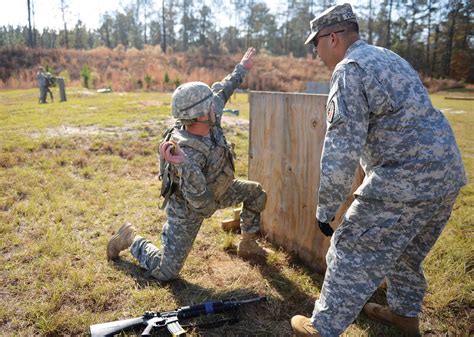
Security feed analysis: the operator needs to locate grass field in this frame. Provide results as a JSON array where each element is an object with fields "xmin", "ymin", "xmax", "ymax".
[{"xmin": 0, "ymin": 88, "xmax": 472, "ymax": 336}]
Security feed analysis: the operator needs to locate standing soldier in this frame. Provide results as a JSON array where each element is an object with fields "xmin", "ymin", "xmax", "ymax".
[
  {"xmin": 107, "ymin": 47, "xmax": 273, "ymax": 282},
  {"xmin": 45, "ymin": 72, "xmax": 55, "ymax": 102},
  {"xmin": 291, "ymin": 3, "xmax": 467, "ymax": 337},
  {"xmin": 36, "ymin": 66, "xmax": 47, "ymax": 104}
]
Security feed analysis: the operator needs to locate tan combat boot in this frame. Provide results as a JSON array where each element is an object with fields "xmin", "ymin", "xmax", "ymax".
[
  {"xmin": 237, "ymin": 232, "xmax": 273, "ymax": 261},
  {"xmin": 107, "ymin": 222, "xmax": 137, "ymax": 261},
  {"xmin": 363, "ymin": 303, "xmax": 421, "ymax": 337},
  {"xmin": 291, "ymin": 315, "xmax": 322, "ymax": 337}
]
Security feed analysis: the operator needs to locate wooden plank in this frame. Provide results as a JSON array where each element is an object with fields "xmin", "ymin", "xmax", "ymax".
[{"xmin": 249, "ymin": 91, "xmax": 364, "ymax": 273}]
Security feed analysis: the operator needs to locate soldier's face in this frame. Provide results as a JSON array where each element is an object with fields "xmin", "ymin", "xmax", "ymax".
[{"xmin": 313, "ymin": 29, "xmax": 343, "ymax": 70}]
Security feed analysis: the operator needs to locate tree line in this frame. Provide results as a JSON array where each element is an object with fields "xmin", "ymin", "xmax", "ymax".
[{"xmin": 2, "ymin": 0, "xmax": 472, "ymax": 82}]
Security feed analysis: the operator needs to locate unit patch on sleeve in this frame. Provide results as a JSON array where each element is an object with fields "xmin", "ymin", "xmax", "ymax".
[{"xmin": 327, "ymin": 100, "xmax": 335, "ymax": 123}]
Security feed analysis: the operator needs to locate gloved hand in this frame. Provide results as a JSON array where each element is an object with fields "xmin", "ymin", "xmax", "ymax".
[
  {"xmin": 159, "ymin": 140, "xmax": 185, "ymax": 165},
  {"xmin": 317, "ymin": 219, "xmax": 334, "ymax": 237}
]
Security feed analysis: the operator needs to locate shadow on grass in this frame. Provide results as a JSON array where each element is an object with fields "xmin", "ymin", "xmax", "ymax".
[
  {"xmin": 253, "ymin": 251, "xmax": 407, "ymax": 337},
  {"xmin": 110, "ymin": 254, "xmax": 405, "ymax": 336},
  {"xmin": 258, "ymin": 256, "xmax": 324, "ymax": 316},
  {"xmin": 112, "ymin": 258, "xmax": 155, "ymax": 288},
  {"xmin": 110, "ymin": 258, "xmax": 272, "ymax": 336}
]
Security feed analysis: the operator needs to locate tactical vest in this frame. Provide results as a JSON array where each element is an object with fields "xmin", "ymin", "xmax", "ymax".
[{"xmin": 159, "ymin": 125, "xmax": 235, "ymax": 206}]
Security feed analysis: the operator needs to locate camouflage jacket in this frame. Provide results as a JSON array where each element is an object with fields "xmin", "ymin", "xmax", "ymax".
[
  {"xmin": 36, "ymin": 71, "xmax": 47, "ymax": 87},
  {"xmin": 166, "ymin": 64, "xmax": 248, "ymax": 218},
  {"xmin": 316, "ymin": 40, "xmax": 467, "ymax": 223}
]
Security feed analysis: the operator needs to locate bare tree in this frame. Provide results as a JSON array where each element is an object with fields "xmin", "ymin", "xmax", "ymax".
[
  {"xmin": 404, "ymin": 0, "xmax": 424, "ymax": 63},
  {"xmin": 59, "ymin": 0, "xmax": 69, "ymax": 48},
  {"xmin": 431, "ymin": 20, "xmax": 440, "ymax": 75},
  {"xmin": 99, "ymin": 13, "xmax": 114, "ymax": 48},
  {"xmin": 367, "ymin": 0, "xmax": 374, "ymax": 45},
  {"xmin": 27, "ymin": 0, "xmax": 33, "ymax": 47},
  {"xmin": 161, "ymin": 0, "xmax": 166, "ymax": 52},
  {"xmin": 356, "ymin": 0, "xmax": 376, "ymax": 45},
  {"xmin": 180, "ymin": 0, "xmax": 193, "ymax": 51},
  {"xmin": 142, "ymin": 0, "xmax": 154, "ymax": 44},
  {"xmin": 198, "ymin": 4, "xmax": 212, "ymax": 45},
  {"xmin": 246, "ymin": 0, "xmax": 254, "ymax": 49},
  {"xmin": 283, "ymin": 0, "xmax": 295, "ymax": 54},
  {"xmin": 386, "ymin": 0, "xmax": 394, "ymax": 47},
  {"xmin": 32, "ymin": 0, "xmax": 37, "ymax": 46},
  {"xmin": 444, "ymin": 0, "xmax": 462, "ymax": 77}
]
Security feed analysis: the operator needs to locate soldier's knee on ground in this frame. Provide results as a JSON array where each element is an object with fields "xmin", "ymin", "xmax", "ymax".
[{"xmin": 151, "ymin": 264, "xmax": 180, "ymax": 282}]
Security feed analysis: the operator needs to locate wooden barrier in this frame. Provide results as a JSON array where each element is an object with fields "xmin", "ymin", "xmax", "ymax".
[{"xmin": 248, "ymin": 91, "xmax": 364, "ymax": 273}]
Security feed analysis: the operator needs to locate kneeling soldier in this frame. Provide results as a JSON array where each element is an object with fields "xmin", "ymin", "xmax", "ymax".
[{"xmin": 107, "ymin": 47, "xmax": 273, "ymax": 282}]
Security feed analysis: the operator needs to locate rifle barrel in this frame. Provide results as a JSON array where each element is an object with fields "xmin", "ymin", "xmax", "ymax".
[{"xmin": 177, "ymin": 296, "xmax": 266, "ymax": 319}]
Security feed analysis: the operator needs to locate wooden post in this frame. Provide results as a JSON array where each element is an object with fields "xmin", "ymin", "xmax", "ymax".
[
  {"xmin": 56, "ymin": 77, "xmax": 67, "ymax": 102},
  {"xmin": 248, "ymin": 91, "xmax": 364, "ymax": 273}
]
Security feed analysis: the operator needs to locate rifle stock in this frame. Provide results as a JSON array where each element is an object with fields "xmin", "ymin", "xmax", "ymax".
[{"xmin": 90, "ymin": 316, "xmax": 146, "ymax": 337}]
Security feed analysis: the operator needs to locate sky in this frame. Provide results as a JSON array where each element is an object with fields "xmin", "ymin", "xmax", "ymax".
[{"xmin": 1, "ymin": 0, "xmax": 357, "ymax": 31}]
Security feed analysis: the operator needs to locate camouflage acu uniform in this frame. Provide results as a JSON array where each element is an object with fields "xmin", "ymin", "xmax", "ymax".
[
  {"xmin": 36, "ymin": 69, "xmax": 47, "ymax": 103},
  {"xmin": 312, "ymin": 40, "xmax": 467, "ymax": 336},
  {"xmin": 131, "ymin": 64, "xmax": 267, "ymax": 282}
]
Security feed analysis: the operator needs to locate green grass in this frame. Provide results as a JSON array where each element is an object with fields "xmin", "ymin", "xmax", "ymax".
[{"xmin": 0, "ymin": 87, "xmax": 472, "ymax": 336}]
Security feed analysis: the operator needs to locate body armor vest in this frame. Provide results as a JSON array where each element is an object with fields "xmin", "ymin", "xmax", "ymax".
[{"xmin": 159, "ymin": 125, "xmax": 235, "ymax": 204}]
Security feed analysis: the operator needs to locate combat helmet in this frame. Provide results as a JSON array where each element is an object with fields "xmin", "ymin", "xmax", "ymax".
[{"xmin": 172, "ymin": 82, "xmax": 213, "ymax": 121}]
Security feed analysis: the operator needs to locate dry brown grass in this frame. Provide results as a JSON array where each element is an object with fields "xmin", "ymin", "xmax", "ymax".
[
  {"xmin": 422, "ymin": 76, "xmax": 465, "ymax": 93},
  {"xmin": 2, "ymin": 47, "xmax": 467, "ymax": 93},
  {"xmin": 0, "ymin": 47, "xmax": 332, "ymax": 92}
]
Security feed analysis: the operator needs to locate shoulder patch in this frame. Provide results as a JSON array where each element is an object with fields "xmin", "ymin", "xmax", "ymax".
[
  {"xmin": 327, "ymin": 100, "xmax": 335, "ymax": 123},
  {"xmin": 326, "ymin": 82, "xmax": 338, "ymax": 124}
]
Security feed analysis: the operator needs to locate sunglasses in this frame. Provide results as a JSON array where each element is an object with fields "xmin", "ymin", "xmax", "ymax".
[{"xmin": 312, "ymin": 29, "xmax": 345, "ymax": 53}]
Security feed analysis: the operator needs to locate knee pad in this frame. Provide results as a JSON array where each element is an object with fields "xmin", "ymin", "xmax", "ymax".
[{"xmin": 246, "ymin": 186, "xmax": 267, "ymax": 213}]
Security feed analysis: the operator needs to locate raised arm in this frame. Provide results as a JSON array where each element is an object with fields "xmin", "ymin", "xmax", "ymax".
[
  {"xmin": 240, "ymin": 47, "xmax": 256, "ymax": 71},
  {"xmin": 211, "ymin": 47, "xmax": 256, "ymax": 105}
]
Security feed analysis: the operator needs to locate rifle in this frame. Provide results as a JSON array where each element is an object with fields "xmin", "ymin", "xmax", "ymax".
[{"xmin": 90, "ymin": 296, "xmax": 266, "ymax": 337}]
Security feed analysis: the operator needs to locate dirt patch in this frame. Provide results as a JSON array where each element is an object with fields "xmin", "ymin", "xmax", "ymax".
[
  {"xmin": 76, "ymin": 90, "xmax": 98, "ymax": 97},
  {"xmin": 140, "ymin": 100, "xmax": 167, "ymax": 107},
  {"xmin": 30, "ymin": 117, "xmax": 249, "ymax": 138},
  {"xmin": 222, "ymin": 115, "xmax": 249, "ymax": 131},
  {"xmin": 31, "ymin": 125, "xmax": 139, "ymax": 138}
]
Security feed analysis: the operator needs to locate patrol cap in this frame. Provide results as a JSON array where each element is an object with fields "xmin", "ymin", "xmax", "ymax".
[
  {"xmin": 304, "ymin": 3, "xmax": 357, "ymax": 45},
  {"xmin": 171, "ymin": 81, "xmax": 213, "ymax": 120}
]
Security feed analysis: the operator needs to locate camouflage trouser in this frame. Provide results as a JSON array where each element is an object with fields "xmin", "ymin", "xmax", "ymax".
[
  {"xmin": 216, "ymin": 179, "xmax": 267, "ymax": 234},
  {"xmin": 311, "ymin": 192, "xmax": 459, "ymax": 337},
  {"xmin": 130, "ymin": 179, "xmax": 266, "ymax": 282},
  {"xmin": 38, "ymin": 86, "xmax": 47, "ymax": 103}
]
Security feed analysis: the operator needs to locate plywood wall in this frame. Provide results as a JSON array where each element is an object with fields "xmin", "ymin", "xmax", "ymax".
[{"xmin": 248, "ymin": 91, "xmax": 364, "ymax": 273}]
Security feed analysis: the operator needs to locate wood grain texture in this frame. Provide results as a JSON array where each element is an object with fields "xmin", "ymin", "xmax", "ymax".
[{"xmin": 249, "ymin": 91, "xmax": 364, "ymax": 273}]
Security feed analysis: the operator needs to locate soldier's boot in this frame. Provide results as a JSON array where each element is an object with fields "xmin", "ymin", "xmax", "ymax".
[
  {"xmin": 107, "ymin": 222, "xmax": 137, "ymax": 261},
  {"xmin": 291, "ymin": 315, "xmax": 322, "ymax": 337},
  {"xmin": 363, "ymin": 303, "xmax": 420, "ymax": 337},
  {"xmin": 237, "ymin": 232, "xmax": 273, "ymax": 261}
]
